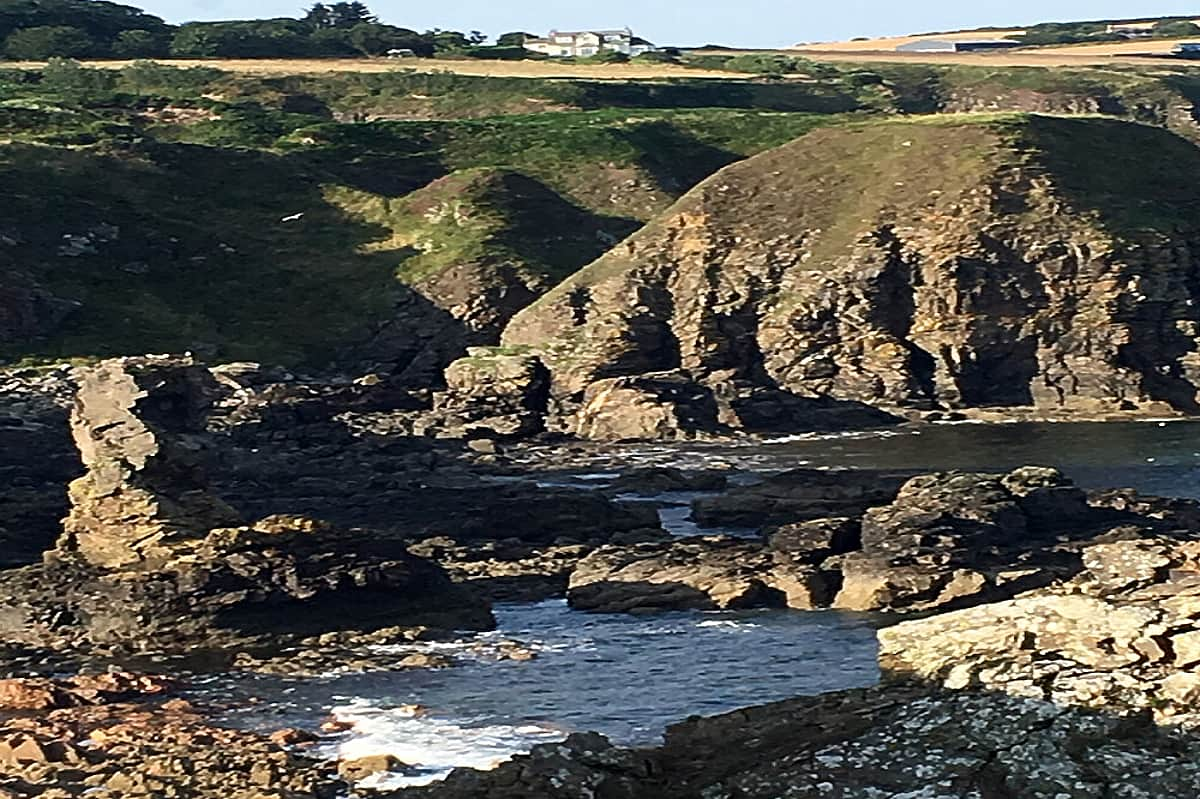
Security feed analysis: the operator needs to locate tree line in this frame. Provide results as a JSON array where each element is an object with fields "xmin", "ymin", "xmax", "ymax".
[{"xmin": 0, "ymin": 0, "xmax": 533, "ymax": 60}]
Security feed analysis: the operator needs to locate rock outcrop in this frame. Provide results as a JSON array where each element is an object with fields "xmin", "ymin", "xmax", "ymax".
[
  {"xmin": 567, "ymin": 537, "xmax": 832, "ymax": 613},
  {"xmin": 0, "ymin": 357, "xmax": 493, "ymax": 654},
  {"xmin": 54, "ymin": 356, "xmax": 243, "ymax": 570},
  {"xmin": 404, "ymin": 683, "xmax": 1200, "ymax": 799},
  {"xmin": 568, "ymin": 466, "xmax": 1200, "ymax": 616},
  {"xmin": 880, "ymin": 536, "xmax": 1200, "ymax": 724},
  {"xmin": 350, "ymin": 169, "xmax": 639, "ymax": 382},
  {"xmin": 501, "ymin": 116, "xmax": 1200, "ymax": 438}
]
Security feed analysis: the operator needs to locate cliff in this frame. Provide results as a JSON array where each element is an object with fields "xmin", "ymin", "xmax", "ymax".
[{"xmin": 501, "ymin": 114, "xmax": 1200, "ymax": 436}]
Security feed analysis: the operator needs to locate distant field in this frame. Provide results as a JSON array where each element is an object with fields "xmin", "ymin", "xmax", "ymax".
[
  {"xmin": 5, "ymin": 57, "xmax": 744, "ymax": 80},
  {"xmin": 797, "ymin": 30, "xmax": 1026, "ymax": 51},
  {"xmin": 792, "ymin": 29, "xmax": 1200, "ymax": 66}
]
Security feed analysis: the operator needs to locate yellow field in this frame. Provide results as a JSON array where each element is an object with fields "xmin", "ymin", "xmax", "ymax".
[
  {"xmin": 6, "ymin": 57, "xmax": 744, "ymax": 80},
  {"xmin": 797, "ymin": 30, "xmax": 1026, "ymax": 51},
  {"xmin": 789, "ymin": 30, "xmax": 1200, "ymax": 67},
  {"xmin": 10, "ymin": 40, "xmax": 1200, "ymax": 79}
]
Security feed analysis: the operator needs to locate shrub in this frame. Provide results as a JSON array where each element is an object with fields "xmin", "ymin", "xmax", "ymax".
[
  {"xmin": 633, "ymin": 50, "xmax": 681, "ymax": 64},
  {"xmin": 37, "ymin": 58, "xmax": 118, "ymax": 103},
  {"xmin": 117, "ymin": 60, "xmax": 223, "ymax": 93},
  {"xmin": 725, "ymin": 53, "xmax": 802, "ymax": 75},
  {"xmin": 581, "ymin": 50, "xmax": 629, "ymax": 64}
]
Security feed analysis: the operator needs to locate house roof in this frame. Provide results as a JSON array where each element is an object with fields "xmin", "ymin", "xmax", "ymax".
[{"xmin": 549, "ymin": 29, "xmax": 632, "ymax": 36}]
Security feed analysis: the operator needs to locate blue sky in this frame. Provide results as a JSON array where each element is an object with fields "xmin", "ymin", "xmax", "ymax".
[{"xmin": 133, "ymin": 1, "xmax": 1200, "ymax": 48}]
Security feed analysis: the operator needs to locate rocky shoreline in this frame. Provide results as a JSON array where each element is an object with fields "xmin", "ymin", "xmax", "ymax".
[{"xmin": 2, "ymin": 357, "xmax": 1200, "ymax": 797}]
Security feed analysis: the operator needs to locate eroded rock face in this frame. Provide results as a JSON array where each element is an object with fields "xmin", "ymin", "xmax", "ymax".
[
  {"xmin": 55, "ymin": 356, "xmax": 242, "ymax": 570},
  {"xmin": 0, "ymin": 367, "xmax": 78, "ymax": 566},
  {"xmin": 502, "ymin": 117, "xmax": 1200, "ymax": 438}
]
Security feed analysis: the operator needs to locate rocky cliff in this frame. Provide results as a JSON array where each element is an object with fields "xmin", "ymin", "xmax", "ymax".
[{"xmin": 497, "ymin": 114, "xmax": 1200, "ymax": 438}]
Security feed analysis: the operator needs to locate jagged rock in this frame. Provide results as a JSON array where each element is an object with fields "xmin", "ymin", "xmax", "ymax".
[
  {"xmin": 567, "ymin": 538, "xmax": 832, "ymax": 613},
  {"xmin": 879, "ymin": 537, "xmax": 1200, "ymax": 724},
  {"xmin": 828, "ymin": 467, "xmax": 1182, "ymax": 612},
  {"xmin": 0, "ymin": 358, "xmax": 494, "ymax": 654},
  {"xmin": 338, "ymin": 753, "xmax": 407, "ymax": 781},
  {"xmin": 53, "ymin": 356, "xmax": 242, "ymax": 570},
  {"xmin": 414, "ymin": 347, "xmax": 550, "ymax": 439},
  {"xmin": 37, "ymin": 514, "xmax": 495, "ymax": 650},
  {"xmin": 690, "ymin": 468, "xmax": 911, "ymax": 529},
  {"xmin": 766, "ymin": 516, "xmax": 860, "ymax": 560},
  {"xmin": 503, "ymin": 117, "xmax": 1200, "ymax": 437},
  {"xmin": 405, "ymin": 684, "xmax": 1200, "ymax": 799}
]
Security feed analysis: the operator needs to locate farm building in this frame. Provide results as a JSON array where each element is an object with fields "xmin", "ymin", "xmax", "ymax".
[
  {"xmin": 896, "ymin": 38, "xmax": 1021, "ymax": 53},
  {"xmin": 524, "ymin": 28, "xmax": 657, "ymax": 58}
]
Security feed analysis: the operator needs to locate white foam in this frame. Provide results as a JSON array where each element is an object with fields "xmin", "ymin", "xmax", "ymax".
[
  {"xmin": 327, "ymin": 700, "xmax": 567, "ymax": 788},
  {"xmin": 760, "ymin": 428, "xmax": 921, "ymax": 445},
  {"xmin": 695, "ymin": 619, "xmax": 763, "ymax": 631}
]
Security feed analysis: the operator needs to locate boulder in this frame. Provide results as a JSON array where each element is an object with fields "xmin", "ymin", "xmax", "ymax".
[
  {"xmin": 690, "ymin": 468, "xmax": 910, "ymax": 529},
  {"xmin": 573, "ymin": 371, "xmax": 724, "ymax": 441},
  {"xmin": 421, "ymin": 348, "xmax": 551, "ymax": 439},
  {"xmin": 567, "ymin": 538, "xmax": 832, "ymax": 613},
  {"xmin": 830, "ymin": 467, "xmax": 1147, "ymax": 612}
]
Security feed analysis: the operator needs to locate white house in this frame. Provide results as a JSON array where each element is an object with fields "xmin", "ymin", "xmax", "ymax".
[{"xmin": 524, "ymin": 28, "xmax": 657, "ymax": 58}]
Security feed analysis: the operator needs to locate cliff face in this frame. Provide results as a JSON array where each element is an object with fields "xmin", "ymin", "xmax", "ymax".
[{"xmin": 502, "ymin": 115, "xmax": 1200, "ymax": 433}]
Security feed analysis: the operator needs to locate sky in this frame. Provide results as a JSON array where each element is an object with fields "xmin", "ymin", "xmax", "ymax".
[{"xmin": 130, "ymin": 0, "xmax": 1200, "ymax": 48}]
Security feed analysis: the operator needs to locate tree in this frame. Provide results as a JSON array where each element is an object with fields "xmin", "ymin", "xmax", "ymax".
[
  {"xmin": 329, "ymin": 2, "xmax": 376, "ymax": 29},
  {"xmin": 170, "ymin": 20, "xmax": 314, "ymax": 58},
  {"xmin": 0, "ymin": 0, "xmax": 170, "ymax": 56},
  {"xmin": 467, "ymin": 30, "xmax": 487, "ymax": 45},
  {"xmin": 496, "ymin": 31, "xmax": 531, "ymax": 47},
  {"xmin": 302, "ymin": 3, "xmax": 333, "ymax": 28},
  {"xmin": 347, "ymin": 22, "xmax": 427, "ymax": 56},
  {"xmin": 4, "ymin": 25, "xmax": 95, "ymax": 59},
  {"xmin": 1154, "ymin": 20, "xmax": 1200, "ymax": 38},
  {"xmin": 424, "ymin": 28, "xmax": 469, "ymax": 53},
  {"xmin": 111, "ymin": 29, "xmax": 165, "ymax": 57}
]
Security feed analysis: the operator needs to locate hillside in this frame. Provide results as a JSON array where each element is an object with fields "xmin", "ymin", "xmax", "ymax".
[
  {"xmin": 0, "ymin": 62, "xmax": 839, "ymax": 369},
  {"xmin": 498, "ymin": 114, "xmax": 1200, "ymax": 436},
  {"xmin": 9, "ymin": 59, "xmax": 1200, "ymax": 375}
]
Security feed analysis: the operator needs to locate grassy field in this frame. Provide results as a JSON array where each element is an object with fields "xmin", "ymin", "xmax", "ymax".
[{"xmin": 5, "ymin": 57, "xmax": 746, "ymax": 80}]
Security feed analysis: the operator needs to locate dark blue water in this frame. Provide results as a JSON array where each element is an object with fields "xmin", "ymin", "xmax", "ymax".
[
  {"xmin": 754, "ymin": 421, "xmax": 1200, "ymax": 498},
  {"xmin": 213, "ymin": 600, "xmax": 880, "ymax": 785},
  {"xmin": 209, "ymin": 421, "xmax": 1200, "ymax": 785}
]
